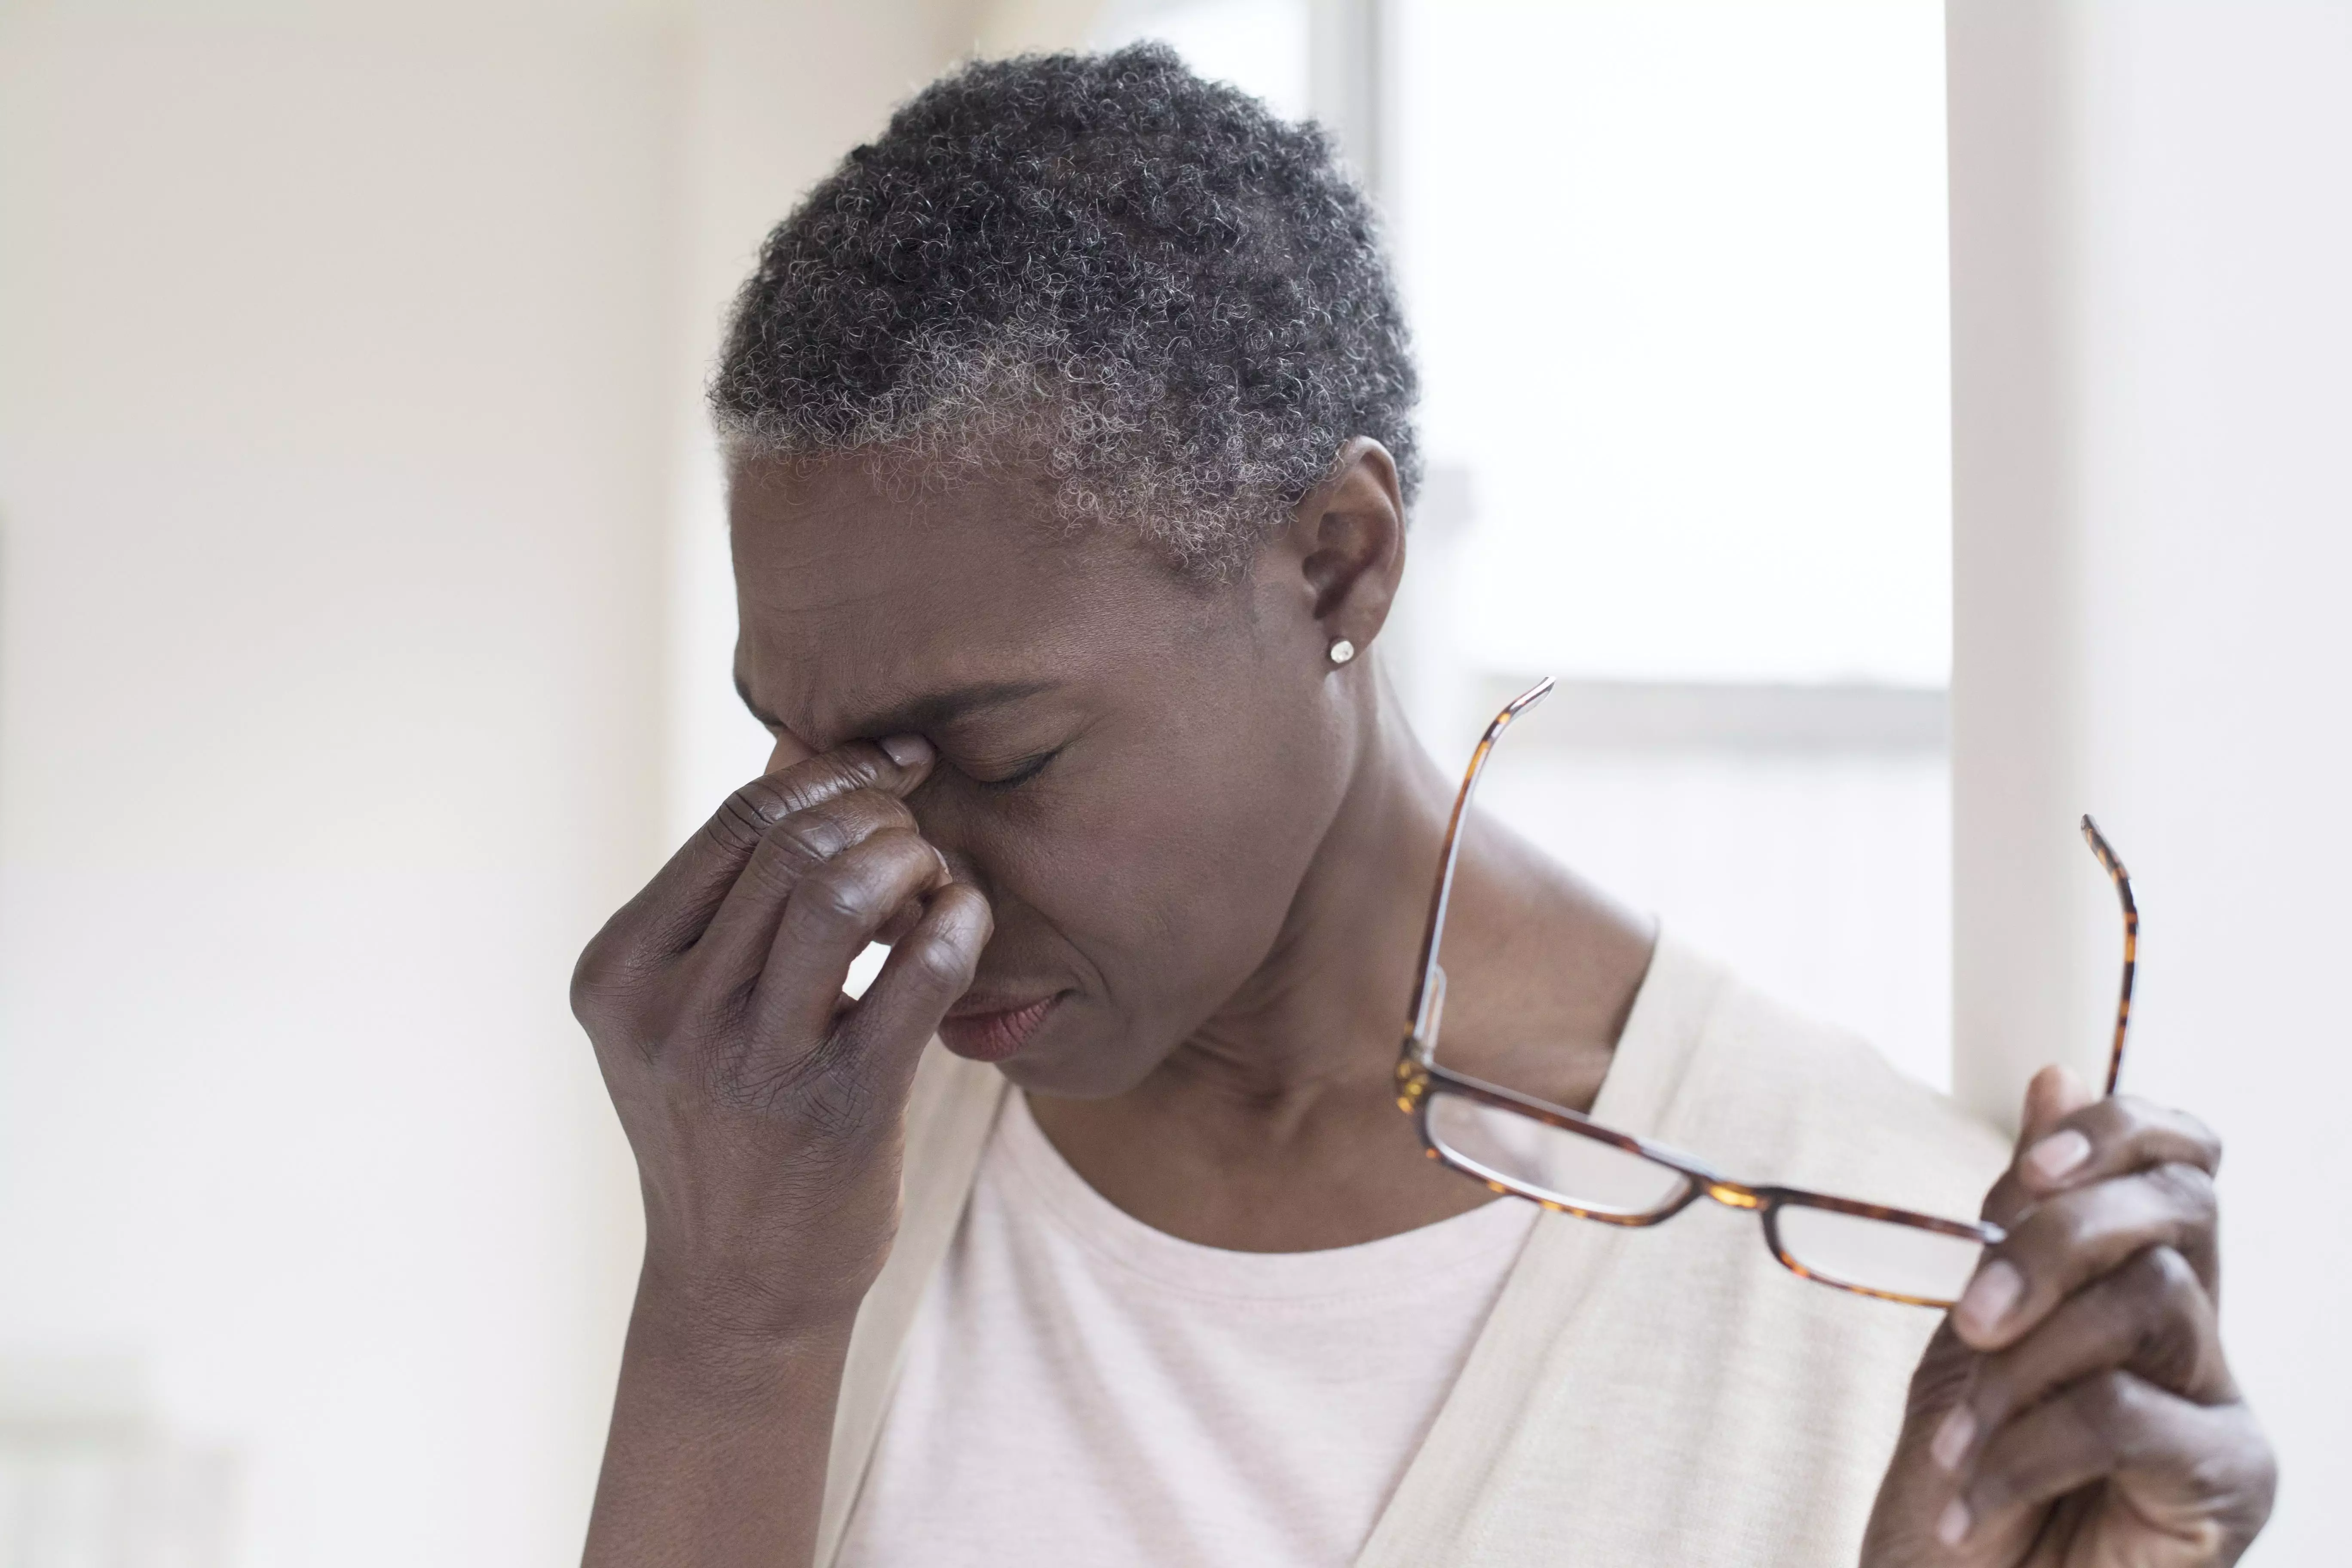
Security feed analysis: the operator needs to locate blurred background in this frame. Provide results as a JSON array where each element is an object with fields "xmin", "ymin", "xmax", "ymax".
[{"xmin": 0, "ymin": 0, "xmax": 2343, "ymax": 1562}]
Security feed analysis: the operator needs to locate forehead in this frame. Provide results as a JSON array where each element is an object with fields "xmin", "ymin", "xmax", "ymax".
[{"xmin": 727, "ymin": 456, "xmax": 1211, "ymax": 744}]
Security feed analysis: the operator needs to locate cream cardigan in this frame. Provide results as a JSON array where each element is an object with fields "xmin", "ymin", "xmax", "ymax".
[{"xmin": 816, "ymin": 935, "xmax": 2010, "ymax": 1566}]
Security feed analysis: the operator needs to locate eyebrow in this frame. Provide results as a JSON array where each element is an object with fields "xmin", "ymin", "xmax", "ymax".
[{"xmin": 733, "ymin": 672, "xmax": 1062, "ymax": 742}]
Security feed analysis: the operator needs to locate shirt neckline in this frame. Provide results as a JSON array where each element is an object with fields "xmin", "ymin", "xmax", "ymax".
[{"xmin": 992, "ymin": 1090, "xmax": 1539, "ymax": 1305}]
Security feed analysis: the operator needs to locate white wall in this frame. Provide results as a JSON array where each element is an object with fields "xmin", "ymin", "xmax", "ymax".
[
  {"xmin": 1948, "ymin": 3, "xmax": 2352, "ymax": 1556},
  {"xmin": 0, "ymin": 3, "xmax": 1098, "ymax": 1561},
  {"xmin": 665, "ymin": 0, "xmax": 975, "ymax": 843},
  {"xmin": 662, "ymin": 0, "xmax": 1096, "ymax": 840},
  {"xmin": 0, "ymin": 6, "xmax": 667, "ymax": 1563}
]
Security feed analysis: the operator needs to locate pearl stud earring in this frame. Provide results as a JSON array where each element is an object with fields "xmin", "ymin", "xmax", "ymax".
[{"xmin": 1328, "ymin": 638, "xmax": 1357, "ymax": 665}]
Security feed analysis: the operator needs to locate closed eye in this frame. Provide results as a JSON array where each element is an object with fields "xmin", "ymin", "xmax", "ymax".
[{"xmin": 973, "ymin": 749, "xmax": 1060, "ymax": 792}]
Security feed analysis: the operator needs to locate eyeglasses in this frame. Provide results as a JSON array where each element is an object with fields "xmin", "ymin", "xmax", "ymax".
[
  {"xmin": 1395, "ymin": 679, "xmax": 2142, "ymax": 1310},
  {"xmin": 2079, "ymin": 813, "xmax": 2137, "ymax": 1096}
]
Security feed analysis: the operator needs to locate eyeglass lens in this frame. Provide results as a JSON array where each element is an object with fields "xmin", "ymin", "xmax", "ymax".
[
  {"xmin": 1425, "ymin": 1089, "xmax": 1988, "ymax": 1303},
  {"xmin": 1425, "ymin": 1091, "xmax": 1690, "ymax": 1219},
  {"xmin": 1772, "ymin": 1203, "xmax": 1988, "ymax": 1304}
]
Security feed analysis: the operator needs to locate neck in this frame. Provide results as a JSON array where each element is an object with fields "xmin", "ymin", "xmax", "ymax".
[
  {"xmin": 1161, "ymin": 674, "xmax": 1460, "ymax": 1108},
  {"xmin": 1027, "ymin": 664, "xmax": 1654, "ymax": 1250}
]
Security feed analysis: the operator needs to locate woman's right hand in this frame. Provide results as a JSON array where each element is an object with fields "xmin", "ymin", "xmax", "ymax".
[{"xmin": 572, "ymin": 735, "xmax": 993, "ymax": 1346}]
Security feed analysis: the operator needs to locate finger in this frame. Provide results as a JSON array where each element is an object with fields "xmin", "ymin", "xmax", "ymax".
[
  {"xmin": 744, "ymin": 830, "xmax": 955, "ymax": 1049},
  {"xmin": 608, "ymin": 737, "xmax": 935, "ymax": 964},
  {"xmin": 1942, "ymin": 1370, "xmax": 2274, "ymax": 1555},
  {"xmin": 1952, "ymin": 1164, "xmax": 2218, "ymax": 1351},
  {"xmin": 2015, "ymin": 1095, "xmax": 2223, "ymax": 1199},
  {"xmin": 1929, "ymin": 1246, "xmax": 2233, "ymax": 1481},
  {"xmin": 2020, "ymin": 1063, "xmax": 2099, "ymax": 1145},
  {"xmin": 814, "ymin": 882, "xmax": 994, "ymax": 1099},
  {"xmin": 1975, "ymin": 1066, "xmax": 2103, "ymax": 1227},
  {"xmin": 686, "ymin": 788, "xmax": 921, "ymax": 989}
]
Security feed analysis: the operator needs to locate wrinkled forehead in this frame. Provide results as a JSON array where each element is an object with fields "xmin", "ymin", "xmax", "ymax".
[{"xmin": 726, "ymin": 455, "xmax": 1211, "ymax": 747}]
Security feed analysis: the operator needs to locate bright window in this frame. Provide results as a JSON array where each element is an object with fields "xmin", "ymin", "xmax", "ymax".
[
  {"xmin": 1395, "ymin": 0, "xmax": 1951, "ymax": 687},
  {"xmin": 1122, "ymin": 0, "xmax": 1957, "ymax": 1084}
]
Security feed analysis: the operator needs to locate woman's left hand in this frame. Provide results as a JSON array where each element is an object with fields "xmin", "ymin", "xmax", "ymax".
[{"xmin": 1862, "ymin": 1066, "xmax": 2275, "ymax": 1565}]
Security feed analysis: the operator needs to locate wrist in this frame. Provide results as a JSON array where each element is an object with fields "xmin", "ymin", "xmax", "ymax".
[{"xmin": 629, "ymin": 1263, "xmax": 864, "ymax": 1365}]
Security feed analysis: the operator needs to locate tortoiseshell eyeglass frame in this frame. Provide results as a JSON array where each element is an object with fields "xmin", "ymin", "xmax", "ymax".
[
  {"xmin": 2079, "ymin": 815, "xmax": 2138, "ymax": 1096},
  {"xmin": 1393, "ymin": 678, "xmax": 2016, "ymax": 1310}
]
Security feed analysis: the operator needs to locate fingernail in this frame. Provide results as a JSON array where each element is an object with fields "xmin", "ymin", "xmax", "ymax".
[
  {"xmin": 1955, "ymin": 1259, "xmax": 2023, "ymax": 1339},
  {"xmin": 879, "ymin": 734, "xmax": 932, "ymax": 767},
  {"xmin": 1936, "ymin": 1498, "xmax": 1971, "ymax": 1547},
  {"xmin": 1930, "ymin": 1405, "xmax": 1975, "ymax": 1472},
  {"xmin": 2025, "ymin": 1127, "xmax": 2092, "ymax": 1183}
]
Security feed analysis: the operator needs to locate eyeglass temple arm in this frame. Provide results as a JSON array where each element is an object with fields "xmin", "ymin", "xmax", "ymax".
[
  {"xmin": 1407, "ymin": 677, "xmax": 1556, "ymax": 1057},
  {"xmin": 2079, "ymin": 815, "xmax": 2138, "ymax": 1097}
]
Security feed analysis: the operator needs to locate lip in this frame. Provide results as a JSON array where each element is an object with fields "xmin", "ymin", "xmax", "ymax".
[{"xmin": 937, "ymin": 992, "xmax": 1063, "ymax": 1063}]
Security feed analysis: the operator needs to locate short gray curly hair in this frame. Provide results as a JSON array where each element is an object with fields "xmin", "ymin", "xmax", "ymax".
[{"xmin": 710, "ymin": 43, "xmax": 1421, "ymax": 579}]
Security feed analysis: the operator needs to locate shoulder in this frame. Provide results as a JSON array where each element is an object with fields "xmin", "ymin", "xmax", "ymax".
[{"xmin": 1643, "ymin": 934, "xmax": 2011, "ymax": 1218}]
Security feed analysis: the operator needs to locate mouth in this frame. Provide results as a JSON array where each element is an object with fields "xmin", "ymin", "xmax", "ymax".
[{"xmin": 937, "ymin": 991, "xmax": 1064, "ymax": 1063}]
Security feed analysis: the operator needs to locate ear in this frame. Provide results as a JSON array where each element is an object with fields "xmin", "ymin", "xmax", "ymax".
[{"xmin": 1280, "ymin": 438, "xmax": 1407, "ymax": 664}]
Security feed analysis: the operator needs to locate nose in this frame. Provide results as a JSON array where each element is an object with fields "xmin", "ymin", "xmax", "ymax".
[
  {"xmin": 900, "ymin": 784, "xmax": 993, "ymax": 900},
  {"xmin": 931, "ymin": 840, "xmax": 988, "ymax": 894}
]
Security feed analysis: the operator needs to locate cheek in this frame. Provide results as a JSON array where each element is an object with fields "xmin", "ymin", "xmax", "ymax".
[{"xmin": 975, "ymin": 722, "xmax": 1344, "ymax": 1023}]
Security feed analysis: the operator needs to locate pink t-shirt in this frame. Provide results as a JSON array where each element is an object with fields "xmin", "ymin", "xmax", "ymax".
[{"xmin": 835, "ymin": 1090, "xmax": 1537, "ymax": 1568}]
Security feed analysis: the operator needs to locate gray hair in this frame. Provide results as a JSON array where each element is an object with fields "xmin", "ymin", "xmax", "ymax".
[{"xmin": 710, "ymin": 43, "xmax": 1421, "ymax": 579}]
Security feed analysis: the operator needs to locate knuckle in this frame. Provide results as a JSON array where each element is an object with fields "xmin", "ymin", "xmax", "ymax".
[
  {"xmin": 2062, "ymin": 1095, "xmax": 2127, "ymax": 1144},
  {"xmin": 769, "ymin": 810, "xmax": 850, "ymax": 869},
  {"xmin": 905, "ymin": 932, "xmax": 976, "ymax": 992},
  {"xmin": 2151, "ymin": 1161, "xmax": 2219, "ymax": 1229},
  {"xmin": 2139, "ymin": 1241, "xmax": 2202, "ymax": 1301},
  {"xmin": 570, "ymin": 940, "xmax": 616, "ymax": 1005},
  {"xmin": 568, "ymin": 967, "xmax": 608, "ymax": 1029},
  {"xmin": 712, "ymin": 779, "xmax": 792, "ymax": 845},
  {"xmin": 842, "ymin": 787, "xmax": 917, "ymax": 831},
  {"xmin": 869, "ymin": 824, "xmax": 940, "ymax": 873},
  {"xmin": 2111, "ymin": 1096, "xmax": 2223, "ymax": 1173},
  {"xmin": 2027, "ymin": 1190, "xmax": 2098, "ymax": 1263},
  {"xmin": 2079, "ymin": 1366, "xmax": 2150, "ymax": 1430},
  {"xmin": 569, "ymin": 930, "xmax": 643, "ymax": 1026},
  {"xmin": 756, "ymin": 793, "xmax": 914, "ymax": 884},
  {"xmin": 2127, "ymin": 1246, "xmax": 2211, "ymax": 1383},
  {"xmin": 569, "ymin": 959, "xmax": 609, "ymax": 1020},
  {"xmin": 735, "ymin": 854, "xmax": 802, "ymax": 910},
  {"xmin": 793, "ymin": 868, "xmax": 874, "ymax": 931},
  {"xmin": 773, "ymin": 748, "xmax": 885, "ymax": 813},
  {"xmin": 2178, "ymin": 1110, "xmax": 2224, "ymax": 1172}
]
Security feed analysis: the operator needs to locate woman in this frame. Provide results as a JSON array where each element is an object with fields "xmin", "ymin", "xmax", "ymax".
[{"xmin": 572, "ymin": 46, "xmax": 2272, "ymax": 1568}]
